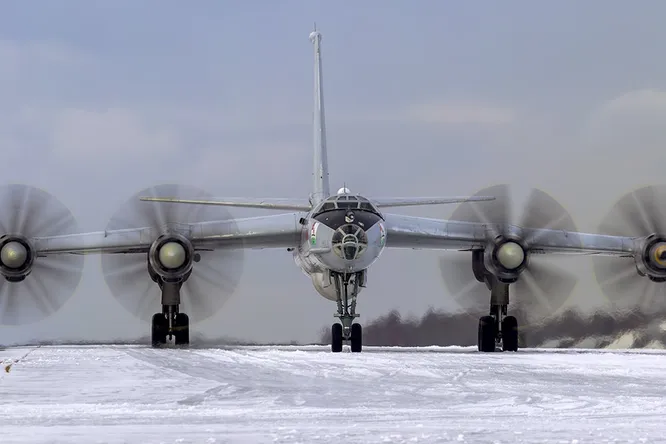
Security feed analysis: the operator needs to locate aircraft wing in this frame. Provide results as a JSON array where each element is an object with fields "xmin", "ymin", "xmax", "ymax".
[
  {"xmin": 382, "ymin": 213, "xmax": 636, "ymax": 257},
  {"xmin": 32, "ymin": 212, "xmax": 303, "ymax": 255},
  {"xmin": 137, "ymin": 196, "xmax": 312, "ymax": 211},
  {"xmin": 371, "ymin": 196, "xmax": 495, "ymax": 208},
  {"xmin": 137, "ymin": 196, "xmax": 497, "ymax": 211}
]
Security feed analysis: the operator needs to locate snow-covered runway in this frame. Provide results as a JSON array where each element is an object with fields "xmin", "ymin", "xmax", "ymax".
[{"xmin": 1, "ymin": 345, "xmax": 665, "ymax": 443}]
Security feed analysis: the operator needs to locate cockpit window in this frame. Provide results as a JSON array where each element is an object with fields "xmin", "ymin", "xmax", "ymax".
[
  {"xmin": 312, "ymin": 194, "xmax": 381, "ymax": 217},
  {"xmin": 336, "ymin": 201, "xmax": 357, "ymax": 209}
]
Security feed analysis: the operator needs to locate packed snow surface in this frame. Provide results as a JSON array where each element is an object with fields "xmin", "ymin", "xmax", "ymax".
[{"xmin": 1, "ymin": 345, "xmax": 666, "ymax": 443}]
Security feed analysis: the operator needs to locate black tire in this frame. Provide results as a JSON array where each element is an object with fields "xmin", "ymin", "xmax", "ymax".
[
  {"xmin": 350, "ymin": 323, "xmax": 362, "ymax": 353},
  {"xmin": 331, "ymin": 323, "xmax": 343, "ymax": 352},
  {"xmin": 501, "ymin": 316, "xmax": 518, "ymax": 352},
  {"xmin": 478, "ymin": 315, "xmax": 496, "ymax": 352},
  {"xmin": 151, "ymin": 313, "xmax": 168, "ymax": 347},
  {"xmin": 174, "ymin": 313, "xmax": 190, "ymax": 346}
]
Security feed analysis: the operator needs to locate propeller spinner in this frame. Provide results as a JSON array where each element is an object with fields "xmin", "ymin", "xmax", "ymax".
[
  {"xmin": 0, "ymin": 184, "xmax": 84, "ymax": 325},
  {"xmin": 101, "ymin": 184, "xmax": 244, "ymax": 324},
  {"xmin": 439, "ymin": 184, "xmax": 580, "ymax": 329}
]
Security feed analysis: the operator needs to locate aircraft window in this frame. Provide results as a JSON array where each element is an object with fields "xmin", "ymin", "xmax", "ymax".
[
  {"xmin": 337, "ymin": 201, "xmax": 359, "ymax": 209},
  {"xmin": 315, "ymin": 195, "xmax": 381, "ymax": 216}
]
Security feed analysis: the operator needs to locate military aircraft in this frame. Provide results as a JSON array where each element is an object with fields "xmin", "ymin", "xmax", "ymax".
[{"xmin": 0, "ymin": 29, "xmax": 663, "ymax": 353}]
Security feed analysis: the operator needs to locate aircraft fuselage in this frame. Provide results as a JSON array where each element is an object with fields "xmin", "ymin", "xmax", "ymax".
[{"xmin": 292, "ymin": 193, "xmax": 386, "ymax": 301}]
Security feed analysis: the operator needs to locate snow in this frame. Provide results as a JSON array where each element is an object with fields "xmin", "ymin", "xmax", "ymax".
[{"xmin": 1, "ymin": 345, "xmax": 666, "ymax": 443}]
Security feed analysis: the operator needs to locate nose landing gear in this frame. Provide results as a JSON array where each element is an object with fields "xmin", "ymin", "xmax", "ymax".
[{"xmin": 330, "ymin": 270, "xmax": 365, "ymax": 352}]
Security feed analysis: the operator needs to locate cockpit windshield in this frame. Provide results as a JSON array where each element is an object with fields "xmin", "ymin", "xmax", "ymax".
[{"xmin": 312, "ymin": 195, "xmax": 381, "ymax": 218}]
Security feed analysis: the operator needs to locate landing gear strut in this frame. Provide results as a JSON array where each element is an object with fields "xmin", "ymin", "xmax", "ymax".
[
  {"xmin": 330, "ymin": 270, "xmax": 365, "ymax": 353},
  {"xmin": 477, "ymin": 277, "xmax": 519, "ymax": 352},
  {"xmin": 151, "ymin": 280, "xmax": 190, "ymax": 347}
]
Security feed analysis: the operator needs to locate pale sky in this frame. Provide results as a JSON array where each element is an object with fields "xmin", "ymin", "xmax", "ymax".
[{"xmin": 2, "ymin": 1, "xmax": 666, "ymax": 345}]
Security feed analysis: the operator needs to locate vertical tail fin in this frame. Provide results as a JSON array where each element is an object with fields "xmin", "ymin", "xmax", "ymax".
[{"xmin": 309, "ymin": 26, "xmax": 330, "ymax": 205}]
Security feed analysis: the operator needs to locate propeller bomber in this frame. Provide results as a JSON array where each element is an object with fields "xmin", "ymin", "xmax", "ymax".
[{"xmin": 0, "ymin": 30, "xmax": 663, "ymax": 354}]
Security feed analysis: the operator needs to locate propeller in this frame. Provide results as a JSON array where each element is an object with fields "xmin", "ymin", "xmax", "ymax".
[
  {"xmin": 0, "ymin": 184, "xmax": 84, "ymax": 325},
  {"xmin": 592, "ymin": 185, "xmax": 666, "ymax": 316},
  {"xmin": 101, "ymin": 184, "xmax": 244, "ymax": 324},
  {"xmin": 439, "ymin": 184, "xmax": 580, "ymax": 328}
]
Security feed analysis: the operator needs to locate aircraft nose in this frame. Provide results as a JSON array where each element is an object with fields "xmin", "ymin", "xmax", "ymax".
[{"xmin": 332, "ymin": 222, "xmax": 368, "ymax": 261}]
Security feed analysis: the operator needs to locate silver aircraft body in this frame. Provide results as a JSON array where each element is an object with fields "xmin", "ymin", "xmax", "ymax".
[{"xmin": 0, "ymin": 29, "xmax": 661, "ymax": 353}]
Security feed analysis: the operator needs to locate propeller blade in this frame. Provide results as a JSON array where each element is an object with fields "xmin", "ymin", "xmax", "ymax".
[
  {"xmin": 598, "ymin": 186, "xmax": 666, "ymax": 237},
  {"xmin": 593, "ymin": 185, "xmax": 666, "ymax": 315},
  {"xmin": 0, "ymin": 184, "xmax": 84, "ymax": 325},
  {"xmin": 101, "ymin": 184, "xmax": 244, "ymax": 324},
  {"xmin": 519, "ymin": 188, "xmax": 577, "ymax": 232},
  {"xmin": 513, "ymin": 261, "xmax": 578, "ymax": 327},
  {"xmin": 438, "ymin": 255, "xmax": 488, "ymax": 316},
  {"xmin": 449, "ymin": 184, "xmax": 511, "ymax": 234}
]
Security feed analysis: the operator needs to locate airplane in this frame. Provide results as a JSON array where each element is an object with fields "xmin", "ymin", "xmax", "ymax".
[{"xmin": 0, "ymin": 28, "xmax": 663, "ymax": 353}]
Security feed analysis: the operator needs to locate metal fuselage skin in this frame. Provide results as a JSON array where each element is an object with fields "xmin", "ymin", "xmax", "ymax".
[{"xmin": 293, "ymin": 203, "xmax": 386, "ymax": 301}]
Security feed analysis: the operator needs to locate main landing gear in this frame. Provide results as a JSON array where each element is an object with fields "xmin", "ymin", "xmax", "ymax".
[
  {"xmin": 477, "ymin": 277, "xmax": 519, "ymax": 352},
  {"xmin": 330, "ymin": 270, "xmax": 365, "ymax": 353},
  {"xmin": 151, "ymin": 281, "xmax": 190, "ymax": 347}
]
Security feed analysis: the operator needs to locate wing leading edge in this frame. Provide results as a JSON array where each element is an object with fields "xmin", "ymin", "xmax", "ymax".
[
  {"xmin": 33, "ymin": 212, "xmax": 304, "ymax": 256},
  {"xmin": 382, "ymin": 213, "xmax": 636, "ymax": 256},
  {"xmin": 138, "ymin": 195, "xmax": 496, "ymax": 211},
  {"xmin": 371, "ymin": 196, "xmax": 495, "ymax": 208},
  {"xmin": 138, "ymin": 197, "xmax": 312, "ymax": 211}
]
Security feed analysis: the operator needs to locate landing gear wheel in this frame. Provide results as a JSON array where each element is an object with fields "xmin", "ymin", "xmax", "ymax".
[
  {"xmin": 350, "ymin": 323, "xmax": 362, "ymax": 353},
  {"xmin": 478, "ymin": 315, "xmax": 496, "ymax": 352},
  {"xmin": 501, "ymin": 315, "xmax": 518, "ymax": 352},
  {"xmin": 151, "ymin": 313, "xmax": 168, "ymax": 347},
  {"xmin": 174, "ymin": 313, "xmax": 190, "ymax": 346},
  {"xmin": 331, "ymin": 323, "xmax": 343, "ymax": 353}
]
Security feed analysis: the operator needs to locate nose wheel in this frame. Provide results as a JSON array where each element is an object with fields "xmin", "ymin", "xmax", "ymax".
[{"xmin": 331, "ymin": 271, "xmax": 365, "ymax": 352}]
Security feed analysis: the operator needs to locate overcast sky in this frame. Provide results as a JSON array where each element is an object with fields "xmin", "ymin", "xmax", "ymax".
[{"xmin": 2, "ymin": 1, "xmax": 666, "ymax": 345}]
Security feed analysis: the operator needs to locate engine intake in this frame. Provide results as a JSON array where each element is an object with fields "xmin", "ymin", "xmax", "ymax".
[
  {"xmin": 0, "ymin": 235, "xmax": 35, "ymax": 282},
  {"xmin": 636, "ymin": 234, "xmax": 666, "ymax": 282},
  {"xmin": 147, "ymin": 233, "xmax": 195, "ymax": 283},
  {"xmin": 482, "ymin": 236, "xmax": 529, "ymax": 284}
]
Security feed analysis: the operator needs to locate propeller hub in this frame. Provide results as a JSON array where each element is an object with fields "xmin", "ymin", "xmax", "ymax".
[
  {"xmin": 496, "ymin": 241, "xmax": 525, "ymax": 270},
  {"xmin": 650, "ymin": 242, "xmax": 666, "ymax": 268},
  {"xmin": 0, "ymin": 241, "xmax": 28, "ymax": 269},
  {"xmin": 158, "ymin": 241, "xmax": 187, "ymax": 269}
]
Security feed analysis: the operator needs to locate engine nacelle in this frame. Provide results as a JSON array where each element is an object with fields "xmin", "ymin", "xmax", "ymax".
[
  {"xmin": 147, "ymin": 233, "xmax": 195, "ymax": 283},
  {"xmin": 635, "ymin": 234, "xmax": 666, "ymax": 282},
  {"xmin": 0, "ymin": 235, "xmax": 35, "ymax": 282},
  {"xmin": 472, "ymin": 236, "xmax": 529, "ymax": 284}
]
